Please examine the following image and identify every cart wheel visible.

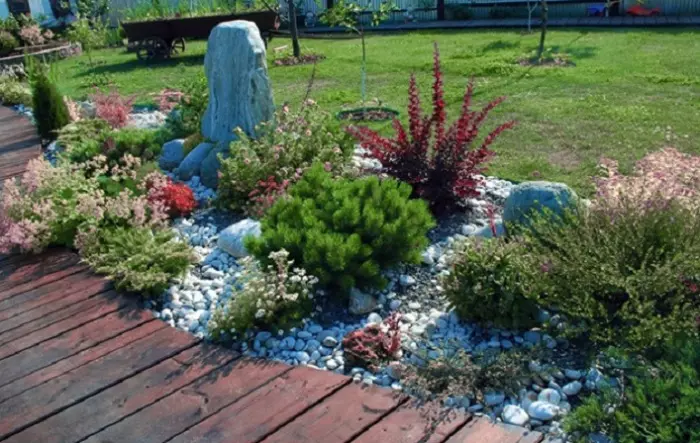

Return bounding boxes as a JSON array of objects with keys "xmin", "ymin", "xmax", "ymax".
[
  {"xmin": 136, "ymin": 38, "xmax": 170, "ymax": 61},
  {"xmin": 170, "ymin": 38, "xmax": 186, "ymax": 56}
]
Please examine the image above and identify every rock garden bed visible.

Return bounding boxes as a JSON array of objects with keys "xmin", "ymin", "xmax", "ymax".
[{"xmin": 3, "ymin": 18, "xmax": 699, "ymax": 443}]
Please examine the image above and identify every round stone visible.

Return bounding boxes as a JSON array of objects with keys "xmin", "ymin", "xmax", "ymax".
[
  {"xmin": 325, "ymin": 359, "xmax": 339, "ymax": 370},
  {"xmin": 502, "ymin": 405, "xmax": 529, "ymax": 426},
  {"xmin": 322, "ymin": 336, "xmax": 338, "ymax": 348},
  {"xmin": 562, "ymin": 381, "xmax": 582, "ymax": 396},
  {"xmin": 527, "ymin": 401, "xmax": 559, "ymax": 421},
  {"xmin": 565, "ymin": 369, "xmax": 582, "ymax": 380},
  {"xmin": 484, "ymin": 392, "xmax": 505, "ymax": 407},
  {"xmin": 367, "ymin": 313, "xmax": 383, "ymax": 325},
  {"xmin": 538, "ymin": 388, "xmax": 562, "ymax": 405}
]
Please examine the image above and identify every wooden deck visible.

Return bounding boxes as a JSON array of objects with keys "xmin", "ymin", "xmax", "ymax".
[{"xmin": 0, "ymin": 105, "xmax": 543, "ymax": 442}]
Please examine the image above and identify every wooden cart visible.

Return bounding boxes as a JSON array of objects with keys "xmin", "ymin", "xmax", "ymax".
[{"xmin": 121, "ymin": 11, "xmax": 279, "ymax": 61}]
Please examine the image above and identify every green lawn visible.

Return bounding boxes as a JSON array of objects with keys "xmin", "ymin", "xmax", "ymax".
[{"xmin": 54, "ymin": 28, "xmax": 700, "ymax": 194}]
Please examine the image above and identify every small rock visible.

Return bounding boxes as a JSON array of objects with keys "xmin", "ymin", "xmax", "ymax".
[
  {"xmin": 322, "ymin": 336, "xmax": 338, "ymax": 348},
  {"xmin": 565, "ymin": 369, "xmax": 582, "ymax": 380},
  {"xmin": 367, "ymin": 312, "xmax": 382, "ymax": 325},
  {"xmin": 325, "ymin": 359, "xmax": 339, "ymax": 370},
  {"xmin": 348, "ymin": 288, "xmax": 378, "ymax": 315},
  {"xmin": 399, "ymin": 275, "xmax": 417, "ymax": 287},
  {"xmin": 538, "ymin": 388, "xmax": 561, "ymax": 405},
  {"xmin": 389, "ymin": 300, "xmax": 401, "ymax": 310},
  {"xmin": 562, "ymin": 381, "xmax": 582, "ymax": 396},
  {"xmin": 500, "ymin": 340, "xmax": 513, "ymax": 350},
  {"xmin": 217, "ymin": 219, "xmax": 261, "ymax": 258},
  {"xmin": 523, "ymin": 330, "xmax": 542, "ymax": 344},
  {"xmin": 408, "ymin": 301, "xmax": 421, "ymax": 310},
  {"xmin": 484, "ymin": 392, "xmax": 505, "ymax": 407},
  {"xmin": 502, "ymin": 405, "xmax": 529, "ymax": 426},
  {"xmin": 527, "ymin": 401, "xmax": 559, "ymax": 421},
  {"xmin": 158, "ymin": 139, "xmax": 185, "ymax": 170}
]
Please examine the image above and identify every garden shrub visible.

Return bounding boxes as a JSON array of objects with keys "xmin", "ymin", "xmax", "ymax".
[
  {"xmin": 163, "ymin": 74, "xmax": 208, "ymax": 139},
  {"xmin": 403, "ymin": 348, "xmax": 531, "ymax": 405},
  {"xmin": 106, "ymin": 128, "xmax": 162, "ymax": 162},
  {"xmin": 564, "ymin": 339, "xmax": 700, "ymax": 443},
  {"xmin": 78, "ymin": 225, "xmax": 194, "ymax": 296},
  {"xmin": 0, "ymin": 30, "xmax": 18, "ymax": 56},
  {"xmin": 147, "ymin": 179, "xmax": 196, "ymax": 217},
  {"xmin": 246, "ymin": 164, "xmax": 435, "ymax": 295},
  {"xmin": 30, "ymin": 64, "xmax": 70, "ymax": 141},
  {"xmin": 57, "ymin": 119, "xmax": 111, "ymax": 153},
  {"xmin": 0, "ymin": 155, "xmax": 169, "ymax": 254},
  {"xmin": 218, "ymin": 102, "xmax": 354, "ymax": 216},
  {"xmin": 208, "ymin": 249, "xmax": 318, "ymax": 340},
  {"xmin": 0, "ymin": 78, "xmax": 31, "ymax": 106},
  {"xmin": 91, "ymin": 88, "xmax": 135, "ymax": 129},
  {"xmin": 182, "ymin": 132, "xmax": 204, "ymax": 157},
  {"xmin": 523, "ymin": 200, "xmax": 700, "ymax": 353},
  {"xmin": 18, "ymin": 25, "xmax": 45, "ymax": 46},
  {"xmin": 444, "ymin": 237, "xmax": 540, "ymax": 330},
  {"xmin": 348, "ymin": 43, "xmax": 516, "ymax": 214}
]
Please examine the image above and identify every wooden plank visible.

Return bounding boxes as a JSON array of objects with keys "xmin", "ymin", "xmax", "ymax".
[
  {"xmin": 0, "ymin": 270, "xmax": 110, "ymax": 320},
  {"xmin": 81, "ymin": 359, "xmax": 291, "ymax": 443},
  {"xmin": 0, "ymin": 249, "xmax": 81, "ymax": 298},
  {"xmin": 0, "ymin": 274, "xmax": 111, "ymax": 336},
  {"xmin": 0, "ymin": 290, "xmax": 132, "ymax": 360},
  {"xmin": 0, "ymin": 308, "xmax": 155, "ymax": 387},
  {"xmin": 0, "ymin": 294, "xmax": 109, "ymax": 347},
  {"xmin": 0, "ymin": 326, "xmax": 198, "ymax": 441},
  {"xmin": 4, "ymin": 344, "xmax": 239, "ymax": 443},
  {"xmin": 261, "ymin": 383, "xmax": 407, "ymax": 443},
  {"xmin": 353, "ymin": 403, "xmax": 472, "ymax": 443},
  {"xmin": 169, "ymin": 366, "xmax": 351, "ymax": 443},
  {"xmin": 0, "ymin": 263, "xmax": 90, "ymax": 301},
  {"xmin": 0, "ymin": 321, "xmax": 167, "ymax": 403},
  {"xmin": 445, "ymin": 418, "xmax": 543, "ymax": 443}
]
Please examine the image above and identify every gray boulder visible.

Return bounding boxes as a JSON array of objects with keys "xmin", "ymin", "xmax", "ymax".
[
  {"xmin": 201, "ymin": 20, "xmax": 274, "ymax": 143},
  {"xmin": 176, "ymin": 142, "xmax": 214, "ymax": 181},
  {"xmin": 159, "ymin": 139, "xmax": 185, "ymax": 171},
  {"xmin": 200, "ymin": 142, "xmax": 230, "ymax": 189},
  {"xmin": 348, "ymin": 288, "xmax": 378, "ymax": 315},
  {"xmin": 217, "ymin": 218, "xmax": 261, "ymax": 258},
  {"xmin": 503, "ymin": 181, "xmax": 578, "ymax": 226}
]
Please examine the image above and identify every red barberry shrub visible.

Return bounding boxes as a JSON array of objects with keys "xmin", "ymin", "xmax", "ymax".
[
  {"xmin": 342, "ymin": 313, "xmax": 402, "ymax": 370},
  {"xmin": 348, "ymin": 43, "xmax": 516, "ymax": 214},
  {"xmin": 148, "ymin": 179, "xmax": 197, "ymax": 217},
  {"xmin": 91, "ymin": 88, "xmax": 135, "ymax": 129}
]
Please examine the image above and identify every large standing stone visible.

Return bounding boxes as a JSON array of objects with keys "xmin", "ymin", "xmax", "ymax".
[
  {"xmin": 217, "ymin": 218, "xmax": 261, "ymax": 258},
  {"xmin": 201, "ymin": 20, "xmax": 274, "ymax": 143},
  {"xmin": 503, "ymin": 181, "xmax": 578, "ymax": 226},
  {"xmin": 176, "ymin": 142, "xmax": 214, "ymax": 181},
  {"xmin": 200, "ymin": 142, "xmax": 230, "ymax": 188}
]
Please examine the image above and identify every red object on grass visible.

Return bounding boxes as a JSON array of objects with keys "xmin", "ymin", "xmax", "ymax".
[{"xmin": 626, "ymin": 5, "xmax": 661, "ymax": 16}]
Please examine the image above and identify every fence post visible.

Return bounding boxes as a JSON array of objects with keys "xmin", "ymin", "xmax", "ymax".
[{"xmin": 437, "ymin": 0, "xmax": 445, "ymax": 20}]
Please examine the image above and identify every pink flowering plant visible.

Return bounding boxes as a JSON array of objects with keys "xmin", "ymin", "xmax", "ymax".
[
  {"xmin": 0, "ymin": 154, "xmax": 170, "ymax": 254},
  {"xmin": 217, "ymin": 101, "xmax": 354, "ymax": 216},
  {"xmin": 91, "ymin": 88, "xmax": 135, "ymax": 129},
  {"xmin": 18, "ymin": 25, "xmax": 45, "ymax": 46}
]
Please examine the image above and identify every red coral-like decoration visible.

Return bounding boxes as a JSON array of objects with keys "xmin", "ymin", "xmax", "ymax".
[
  {"xmin": 342, "ymin": 313, "xmax": 402, "ymax": 370},
  {"xmin": 347, "ymin": 43, "xmax": 516, "ymax": 214},
  {"xmin": 149, "ymin": 180, "xmax": 196, "ymax": 217}
]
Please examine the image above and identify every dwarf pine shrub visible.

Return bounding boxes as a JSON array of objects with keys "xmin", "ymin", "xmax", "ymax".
[{"xmin": 246, "ymin": 164, "xmax": 435, "ymax": 296}]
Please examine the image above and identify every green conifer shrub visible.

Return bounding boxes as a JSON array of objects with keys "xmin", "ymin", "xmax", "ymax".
[
  {"xmin": 30, "ymin": 63, "xmax": 70, "ymax": 141},
  {"xmin": 246, "ymin": 164, "xmax": 435, "ymax": 296},
  {"xmin": 445, "ymin": 237, "xmax": 540, "ymax": 330}
]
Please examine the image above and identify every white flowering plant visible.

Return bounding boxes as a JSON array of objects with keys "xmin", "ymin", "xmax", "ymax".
[{"xmin": 208, "ymin": 249, "xmax": 319, "ymax": 341}]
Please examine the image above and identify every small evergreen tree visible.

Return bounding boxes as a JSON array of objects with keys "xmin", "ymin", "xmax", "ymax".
[
  {"xmin": 30, "ymin": 62, "xmax": 70, "ymax": 141},
  {"xmin": 246, "ymin": 164, "xmax": 435, "ymax": 296}
]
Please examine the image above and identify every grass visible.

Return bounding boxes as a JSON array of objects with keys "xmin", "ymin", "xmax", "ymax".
[{"xmin": 53, "ymin": 28, "xmax": 700, "ymax": 194}]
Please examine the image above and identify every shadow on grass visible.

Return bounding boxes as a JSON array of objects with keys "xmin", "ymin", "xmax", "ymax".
[{"xmin": 76, "ymin": 52, "xmax": 206, "ymax": 78}]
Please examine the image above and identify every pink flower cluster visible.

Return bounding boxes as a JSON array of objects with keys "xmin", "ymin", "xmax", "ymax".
[
  {"xmin": 595, "ymin": 147, "xmax": 700, "ymax": 211},
  {"xmin": 0, "ymin": 156, "xmax": 170, "ymax": 255},
  {"xmin": 153, "ymin": 88, "xmax": 185, "ymax": 113},
  {"xmin": 91, "ymin": 88, "xmax": 135, "ymax": 129},
  {"xmin": 18, "ymin": 25, "xmax": 44, "ymax": 46}
]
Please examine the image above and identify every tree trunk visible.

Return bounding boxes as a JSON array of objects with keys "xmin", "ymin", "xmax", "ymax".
[
  {"xmin": 287, "ymin": 0, "xmax": 301, "ymax": 58},
  {"xmin": 536, "ymin": 0, "xmax": 548, "ymax": 60}
]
